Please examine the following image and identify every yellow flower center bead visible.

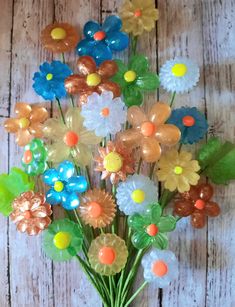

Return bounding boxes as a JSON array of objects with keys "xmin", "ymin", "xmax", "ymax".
[
  {"xmin": 104, "ymin": 152, "xmax": 123, "ymax": 173},
  {"xmin": 46, "ymin": 73, "xmax": 53, "ymax": 81},
  {"xmin": 174, "ymin": 166, "xmax": 183, "ymax": 175},
  {"xmin": 51, "ymin": 27, "xmax": 67, "ymax": 40},
  {"xmin": 19, "ymin": 118, "xmax": 30, "ymax": 129},
  {"xmin": 131, "ymin": 189, "xmax": 145, "ymax": 203},
  {"xmin": 124, "ymin": 70, "xmax": 137, "ymax": 82},
  {"xmin": 86, "ymin": 73, "xmax": 101, "ymax": 86},
  {"xmin": 54, "ymin": 181, "xmax": 64, "ymax": 192},
  {"xmin": 53, "ymin": 231, "xmax": 71, "ymax": 250},
  {"xmin": 171, "ymin": 63, "xmax": 188, "ymax": 77}
]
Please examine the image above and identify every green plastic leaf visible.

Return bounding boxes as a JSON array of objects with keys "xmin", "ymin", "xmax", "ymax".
[
  {"xmin": 158, "ymin": 215, "xmax": 177, "ymax": 233},
  {"xmin": 0, "ymin": 167, "xmax": 34, "ymax": 216},
  {"xmin": 123, "ymin": 85, "xmax": 143, "ymax": 107},
  {"xmin": 152, "ymin": 233, "xmax": 168, "ymax": 250},
  {"xmin": 136, "ymin": 72, "xmax": 160, "ymax": 91},
  {"xmin": 129, "ymin": 54, "xmax": 149, "ymax": 75}
]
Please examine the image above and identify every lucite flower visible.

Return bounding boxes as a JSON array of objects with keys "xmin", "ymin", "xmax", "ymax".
[
  {"xmin": 10, "ymin": 191, "xmax": 52, "ymax": 235},
  {"xmin": 119, "ymin": 0, "xmax": 159, "ymax": 36},
  {"xmin": 159, "ymin": 58, "xmax": 200, "ymax": 94},
  {"xmin": 142, "ymin": 249, "xmax": 178, "ymax": 288},
  {"xmin": 168, "ymin": 107, "xmax": 208, "ymax": 144},
  {"xmin": 21, "ymin": 138, "xmax": 47, "ymax": 176},
  {"xmin": 112, "ymin": 55, "xmax": 159, "ymax": 107},
  {"xmin": 128, "ymin": 204, "xmax": 176, "ymax": 249},
  {"xmin": 156, "ymin": 149, "xmax": 200, "ymax": 193},
  {"xmin": 94, "ymin": 141, "xmax": 134, "ymax": 184},
  {"xmin": 81, "ymin": 91, "xmax": 127, "ymax": 137},
  {"xmin": 4, "ymin": 102, "xmax": 48, "ymax": 146},
  {"xmin": 43, "ymin": 107, "xmax": 101, "ymax": 165},
  {"xmin": 78, "ymin": 188, "xmax": 116, "ymax": 228},
  {"xmin": 174, "ymin": 183, "xmax": 220, "ymax": 228},
  {"xmin": 65, "ymin": 56, "xmax": 121, "ymax": 105},
  {"xmin": 118, "ymin": 102, "xmax": 181, "ymax": 162},
  {"xmin": 116, "ymin": 174, "xmax": 158, "ymax": 215},
  {"xmin": 77, "ymin": 15, "xmax": 129, "ymax": 65},
  {"xmin": 88, "ymin": 233, "xmax": 128, "ymax": 276},
  {"xmin": 43, "ymin": 218, "xmax": 83, "ymax": 261},
  {"xmin": 41, "ymin": 22, "xmax": 79, "ymax": 53},
  {"xmin": 33, "ymin": 61, "xmax": 72, "ymax": 100},
  {"xmin": 42, "ymin": 160, "xmax": 88, "ymax": 210}
]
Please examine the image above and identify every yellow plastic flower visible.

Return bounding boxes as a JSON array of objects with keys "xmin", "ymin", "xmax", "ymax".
[
  {"xmin": 119, "ymin": 0, "xmax": 159, "ymax": 36},
  {"xmin": 156, "ymin": 149, "xmax": 200, "ymax": 193},
  {"xmin": 43, "ymin": 108, "xmax": 101, "ymax": 166}
]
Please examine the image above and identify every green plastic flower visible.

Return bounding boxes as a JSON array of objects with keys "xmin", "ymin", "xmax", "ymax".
[
  {"xmin": 0, "ymin": 168, "xmax": 34, "ymax": 216},
  {"xmin": 128, "ymin": 203, "xmax": 176, "ymax": 250},
  {"xmin": 43, "ymin": 218, "xmax": 83, "ymax": 261},
  {"xmin": 22, "ymin": 138, "xmax": 47, "ymax": 176},
  {"xmin": 112, "ymin": 54, "xmax": 159, "ymax": 107}
]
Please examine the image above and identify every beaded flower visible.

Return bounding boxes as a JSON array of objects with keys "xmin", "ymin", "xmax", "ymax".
[
  {"xmin": 64, "ymin": 56, "xmax": 120, "ymax": 105},
  {"xmin": 41, "ymin": 22, "xmax": 79, "ymax": 53},
  {"xmin": 10, "ymin": 191, "xmax": 52, "ymax": 235},
  {"xmin": 116, "ymin": 174, "xmax": 157, "ymax": 215},
  {"xmin": 43, "ymin": 218, "xmax": 83, "ymax": 261},
  {"xmin": 94, "ymin": 141, "xmax": 134, "ymax": 184},
  {"xmin": 128, "ymin": 204, "xmax": 176, "ymax": 250},
  {"xmin": 156, "ymin": 149, "xmax": 200, "ymax": 193},
  {"xmin": 21, "ymin": 138, "xmax": 47, "ymax": 176},
  {"xmin": 168, "ymin": 107, "xmax": 208, "ymax": 144},
  {"xmin": 142, "ymin": 249, "xmax": 178, "ymax": 288},
  {"xmin": 112, "ymin": 55, "xmax": 159, "ymax": 107},
  {"xmin": 78, "ymin": 188, "xmax": 116, "ymax": 228},
  {"xmin": 119, "ymin": 0, "xmax": 159, "ymax": 36},
  {"xmin": 174, "ymin": 183, "xmax": 220, "ymax": 228},
  {"xmin": 88, "ymin": 233, "xmax": 128, "ymax": 276},
  {"xmin": 33, "ymin": 61, "xmax": 72, "ymax": 100},
  {"xmin": 4, "ymin": 102, "xmax": 48, "ymax": 146},
  {"xmin": 43, "ymin": 107, "xmax": 101, "ymax": 165},
  {"xmin": 81, "ymin": 91, "xmax": 127, "ymax": 137},
  {"xmin": 159, "ymin": 57, "xmax": 200, "ymax": 94},
  {"xmin": 118, "ymin": 102, "xmax": 181, "ymax": 162},
  {"xmin": 77, "ymin": 15, "xmax": 129, "ymax": 65},
  {"xmin": 43, "ymin": 160, "xmax": 88, "ymax": 210}
]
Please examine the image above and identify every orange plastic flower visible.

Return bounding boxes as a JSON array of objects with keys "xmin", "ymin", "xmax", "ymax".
[
  {"xmin": 65, "ymin": 56, "xmax": 121, "ymax": 105},
  {"xmin": 10, "ymin": 191, "xmax": 52, "ymax": 235},
  {"xmin": 4, "ymin": 102, "xmax": 48, "ymax": 146},
  {"xmin": 41, "ymin": 23, "xmax": 79, "ymax": 53},
  {"xmin": 94, "ymin": 141, "xmax": 134, "ymax": 184},
  {"xmin": 78, "ymin": 189, "xmax": 116, "ymax": 228},
  {"xmin": 119, "ymin": 0, "xmax": 159, "ymax": 36},
  {"xmin": 118, "ymin": 102, "xmax": 181, "ymax": 162}
]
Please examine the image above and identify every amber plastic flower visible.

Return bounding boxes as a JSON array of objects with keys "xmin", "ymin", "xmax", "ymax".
[
  {"xmin": 41, "ymin": 22, "xmax": 79, "ymax": 53},
  {"xmin": 118, "ymin": 102, "xmax": 181, "ymax": 163},
  {"xmin": 94, "ymin": 141, "xmax": 134, "ymax": 184},
  {"xmin": 78, "ymin": 189, "xmax": 116, "ymax": 228},
  {"xmin": 65, "ymin": 56, "xmax": 121, "ymax": 105},
  {"xmin": 119, "ymin": 0, "xmax": 159, "ymax": 36},
  {"xmin": 10, "ymin": 191, "xmax": 52, "ymax": 235},
  {"xmin": 4, "ymin": 102, "xmax": 48, "ymax": 146},
  {"xmin": 174, "ymin": 183, "xmax": 220, "ymax": 228},
  {"xmin": 88, "ymin": 233, "xmax": 128, "ymax": 276},
  {"xmin": 43, "ymin": 107, "xmax": 101, "ymax": 165},
  {"xmin": 156, "ymin": 149, "xmax": 200, "ymax": 193}
]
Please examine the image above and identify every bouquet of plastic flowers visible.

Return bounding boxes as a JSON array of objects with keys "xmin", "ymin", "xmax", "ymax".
[{"xmin": 2, "ymin": 1, "xmax": 235, "ymax": 306}]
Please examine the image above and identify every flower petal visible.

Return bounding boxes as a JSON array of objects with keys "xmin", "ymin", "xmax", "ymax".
[
  {"xmin": 191, "ymin": 210, "xmax": 206, "ymax": 228},
  {"xmin": 83, "ymin": 21, "xmax": 101, "ymax": 39},
  {"xmin": 98, "ymin": 60, "xmax": 118, "ymax": 78},
  {"xmin": 127, "ymin": 105, "xmax": 147, "ymax": 127},
  {"xmin": 61, "ymin": 191, "xmax": 80, "ymax": 210},
  {"xmin": 77, "ymin": 38, "xmax": 96, "ymax": 56},
  {"xmin": 128, "ymin": 213, "xmax": 146, "ymax": 231},
  {"xmin": 123, "ymin": 85, "xmax": 143, "ymax": 107},
  {"xmin": 136, "ymin": 72, "xmax": 159, "ymax": 91},
  {"xmin": 129, "ymin": 55, "xmax": 149, "ymax": 75},
  {"xmin": 71, "ymin": 143, "xmax": 92, "ymax": 166},
  {"xmin": 105, "ymin": 31, "xmax": 129, "ymax": 51},
  {"xmin": 102, "ymin": 15, "xmax": 122, "ymax": 32},
  {"xmin": 155, "ymin": 124, "xmax": 181, "ymax": 146},
  {"xmin": 174, "ymin": 200, "xmax": 194, "ymax": 217},
  {"xmin": 146, "ymin": 204, "xmax": 162, "ymax": 223},
  {"xmin": 97, "ymin": 81, "xmax": 121, "ymax": 97},
  {"xmin": 79, "ymin": 129, "xmax": 101, "ymax": 145},
  {"xmin": 118, "ymin": 128, "xmax": 142, "ymax": 147},
  {"xmin": 65, "ymin": 107, "xmax": 84, "ymax": 132},
  {"xmin": 43, "ymin": 168, "xmax": 59, "ymax": 186},
  {"xmin": 29, "ymin": 122, "xmax": 43, "ymax": 138},
  {"xmin": 77, "ymin": 55, "xmax": 97, "ymax": 75},
  {"xmin": 149, "ymin": 102, "xmax": 171, "ymax": 126},
  {"xmin": 131, "ymin": 231, "xmax": 151, "ymax": 249},
  {"xmin": 198, "ymin": 183, "xmax": 214, "ymax": 201},
  {"xmin": 141, "ymin": 137, "xmax": 161, "ymax": 163},
  {"xmin": 46, "ymin": 188, "xmax": 62, "ymax": 205},
  {"xmin": 64, "ymin": 75, "xmax": 89, "ymax": 95},
  {"xmin": 205, "ymin": 201, "xmax": 220, "ymax": 217},
  {"xmin": 46, "ymin": 142, "xmax": 70, "ymax": 163},
  {"xmin": 58, "ymin": 160, "xmax": 75, "ymax": 181},
  {"xmin": 15, "ymin": 102, "xmax": 32, "ymax": 118},
  {"xmin": 91, "ymin": 41, "xmax": 112, "ymax": 65},
  {"xmin": 43, "ymin": 118, "xmax": 67, "ymax": 139},
  {"xmin": 158, "ymin": 216, "xmax": 176, "ymax": 232},
  {"xmin": 15, "ymin": 129, "xmax": 32, "ymax": 146},
  {"xmin": 30, "ymin": 106, "xmax": 48, "ymax": 123},
  {"xmin": 66, "ymin": 176, "xmax": 88, "ymax": 193},
  {"xmin": 152, "ymin": 233, "xmax": 168, "ymax": 249},
  {"xmin": 4, "ymin": 118, "xmax": 20, "ymax": 133}
]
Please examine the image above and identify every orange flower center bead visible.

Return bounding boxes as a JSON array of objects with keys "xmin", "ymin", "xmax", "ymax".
[
  {"xmin": 88, "ymin": 201, "xmax": 103, "ymax": 218},
  {"xmin": 141, "ymin": 121, "xmax": 156, "ymax": 137},
  {"xmin": 99, "ymin": 246, "xmax": 116, "ymax": 265},
  {"xmin": 19, "ymin": 117, "xmax": 30, "ymax": 129},
  {"xmin": 134, "ymin": 9, "xmax": 142, "ymax": 17},
  {"xmin": 24, "ymin": 210, "xmax": 32, "ymax": 219},
  {"xmin": 64, "ymin": 131, "xmax": 79, "ymax": 147},
  {"xmin": 146, "ymin": 224, "xmax": 159, "ymax": 236},
  {"xmin": 194, "ymin": 199, "xmax": 206, "ymax": 210},
  {"xmin": 101, "ymin": 107, "xmax": 110, "ymax": 117},
  {"xmin": 182, "ymin": 115, "xmax": 195, "ymax": 127},
  {"xmin": 152, "ymin": 260, "xmax": 168, "ymax": 277},
  {"xmin": 94, "ymin": 31, "xmax": 106, "ymax": 41},
  {"xmin": 23, "ymin": 150, "xmax": 33, "ymax": 164}
]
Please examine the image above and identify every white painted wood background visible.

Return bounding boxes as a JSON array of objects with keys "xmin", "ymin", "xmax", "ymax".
[{"xmin": 0, "ymin": 0, "xmax": 235, "ymax": 306}]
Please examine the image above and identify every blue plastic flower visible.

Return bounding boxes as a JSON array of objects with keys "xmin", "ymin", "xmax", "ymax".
[
  {"xmin": 77, "ymin": 15, "xmax": 129, "ymax": 65},
  {"xmin": 168, "ymin": 107, "xmax": 208, "ymax": 144},
  {"xmin": 42, "ymin": 160, "xmax": 88, "ymax": 210},
  {"xmin": 33, "ymin": 60, "xmax": 72, "ymax": 100}
]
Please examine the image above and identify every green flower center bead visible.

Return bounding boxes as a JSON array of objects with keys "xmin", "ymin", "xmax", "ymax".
[
  {"xmin": 174, "ymin": 166, "xmax": 183, "ymax": 175},
  {"xmin": 171, "ymin": 63, "xmax": 187, "ymax": 77},
  {"xmin": 131, "ymin": 189, "xmax": 145, "ymax": 203},
  {"xmin": 53, "ymin": 231, "xmax": 71, "ymax": 250},
  {"xmin": 54, "ymin": 181, "xmax": 64, "ymax": 192},
  {"xmin": 124, "ymin": 70, "xmax": 137, "ymax": 83},
  {"xmin": 46, "ymin": 73, "xmax": 53, "ymax": 81}
]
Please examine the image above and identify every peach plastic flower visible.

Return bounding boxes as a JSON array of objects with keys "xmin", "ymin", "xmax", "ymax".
[
  {"xmin": 43, "ymin": 107, "xmax": 101, "ymax": 166},
  {"xmin": 156, "ymin": 149, "xmax": 201, "ymax": 193},
  {"xmin": 4, "ymin": 102, "xmax": 48, "ymax": 146},
  {"xmin": 119, "ymin": 0, "xmax": 159, "ymax": 36},
  {"xmin": 118, "ymin": 102, "xmax": 181, "ymax": 163},
  {"xmin": 78, "ymin": 189, "xmax": 116, "ymax": 228}
]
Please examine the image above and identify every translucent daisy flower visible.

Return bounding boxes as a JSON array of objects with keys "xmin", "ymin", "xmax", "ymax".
[
  {"xmin": 88, "ymin": 233, "xmax": 128, "ymax": 276},
  {"xmin": 78, "ymin": 188, "xmax": 116, "ymax": 228},
  {"xmin": 159, "ymin": 58, "xmax": 200, "ymax": 94},
  {"xmin": 116, "ymin": 174, "xmax": 158, "ymax": 215},
  {"xmin": 142, "ymin": 249, "xmax": 178, "ymax": 288},
  {"xmin": 81, "ymin": 91, "xmax": 127, "ymax": 137}
]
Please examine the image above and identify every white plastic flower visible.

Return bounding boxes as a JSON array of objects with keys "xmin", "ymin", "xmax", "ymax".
[
  {"xmin": 81, "ymin": 91, "xmax": 127, "ymax": 137},
  {"xmin": 142, "ymin": 249, "xmax": 178, "ymax": 288},
  {"xmin": 116, "ymin": 174, "xmax": 158, "ymax": 215},
  {"xmin": 159, "ymin": 57, "xmax": 200, "ymax": 94}
]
